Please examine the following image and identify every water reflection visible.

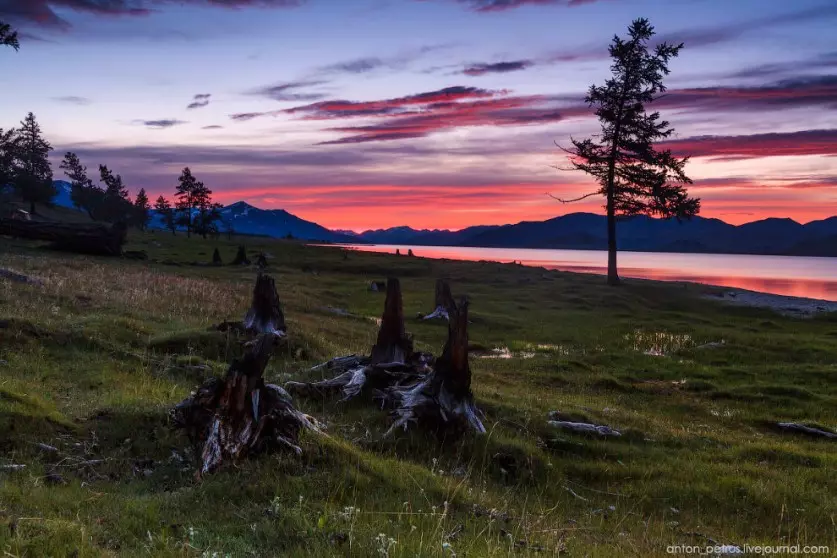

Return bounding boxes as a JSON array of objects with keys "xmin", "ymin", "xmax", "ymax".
[{"xmin": 336, "ymin": 244, "xmax": 837, "ymax": 302}]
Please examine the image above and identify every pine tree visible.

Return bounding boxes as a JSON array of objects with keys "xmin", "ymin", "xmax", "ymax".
[
  {"xmin": 557, "ymin": 18, "xmax": 699, "ymax": 285},
  {"xmin": 14, "ymin": 113, "xmax": 55, "ymax": 214},
  {"xmin": 98, "ymin": 165, "xmax": 132, "ymax": 224},
  {"xmin": 192, "ymin": 182, "xmax": 221, "ymax": 239},
  {"xmin": 154, "ymin": 195, "xmax": 177, "ymax": 235},
  {"xmin": 1, "ymin": 21, "xmax": 19, "ymax": 51},
  {"xmin": 174, "ymin": 167, "xmax": 199, "ymax": 238},
  {"xmin": 60, "ymin": 152, "xmax": 103, "ymax": 219},
  {"xmin": 0, "ymin": 127, "xmax": 17, "ymax": 191},
  {"xmin": 133, "ymin": 188, "xmax": 150, "ymax": 230}
]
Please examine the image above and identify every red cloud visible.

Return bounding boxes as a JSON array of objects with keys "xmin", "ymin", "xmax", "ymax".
[{"xmin": 662, "ymin": 129, "xmax": 837, "ymax": 160}]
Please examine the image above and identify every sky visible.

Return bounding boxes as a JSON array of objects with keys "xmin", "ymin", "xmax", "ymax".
[{"xmin": 0, "ymin": 0, "xmax": 835, "ymax": 231}]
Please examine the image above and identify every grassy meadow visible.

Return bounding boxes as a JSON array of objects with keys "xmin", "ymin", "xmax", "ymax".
[{"xmin": 1, "ymin": 231, "xmax": 836, "ymax": 557}]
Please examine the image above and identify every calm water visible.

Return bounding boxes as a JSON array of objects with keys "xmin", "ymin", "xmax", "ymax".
[{"xmin": 337, "ymin": 244, "xmax": 837, "ymax": 302}]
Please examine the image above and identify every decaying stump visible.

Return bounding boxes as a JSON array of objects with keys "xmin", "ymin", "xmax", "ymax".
[
  {"xmin": 369, "ymin": 280, "xmax": 386, "ymax": 292},
  {"xmin": 171, "ymin": 333, "xmax": 319, "ymax": 476},
  {"xmin": 244, "ymin": 274, "xmax": 286, "ymax": 335},
  {"xmin": 231, "ymin": 245, "xmax": 250, "ymax": 266},
  {"xmin": 381, "ymin": 296, "xmax": 486, "ymax": 436},
  {"xmin": 419, "ymin": 279, "xmax": 455, "ymax": 321},
  {"xmin": 256, "ymin": 252, "xmax": 268, "ymax": 271},
  {"xmin": 212, "ymin": 248, "xmax": 222, "ymax": 266},
  {"xmin": 212, "ymin": 273, "xmax": 286, "ymax": 336},
  {"xmin": 0, "ymin": 219, "xmax": 127, "ymax": 256},
  {"xmin": 286, "ymin": 278, "xmax": 432, "ymax": 400}
]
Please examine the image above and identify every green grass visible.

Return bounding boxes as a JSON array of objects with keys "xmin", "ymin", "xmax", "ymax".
[{"xmin": 1, "ymin": 231, "xmax": 836, "ymax": 557}]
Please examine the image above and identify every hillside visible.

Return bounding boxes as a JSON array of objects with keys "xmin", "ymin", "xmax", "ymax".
[{"xmin": 1, "ymin": 232, "xmax": 836, "ymax": 556}]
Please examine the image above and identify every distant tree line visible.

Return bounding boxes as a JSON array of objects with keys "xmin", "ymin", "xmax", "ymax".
[{"xmin": 1, "ymin": 111, "xmax": 225, "ymax": 237}]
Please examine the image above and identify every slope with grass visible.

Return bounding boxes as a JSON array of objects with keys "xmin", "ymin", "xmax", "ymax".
[{"xmin": 1, "ymin": 232, "xmax": 836, "ymax": 557}]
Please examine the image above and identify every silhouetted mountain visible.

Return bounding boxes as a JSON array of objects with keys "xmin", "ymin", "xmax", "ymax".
[
  {"xmin": 356, "ymin": 213, "xmax": 837, "ymax": 257},
  {"xmin": 47, "ymin": 182, "xmax": 837, "ymax": 256}
]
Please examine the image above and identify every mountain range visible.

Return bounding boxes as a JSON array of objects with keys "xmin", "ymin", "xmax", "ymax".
[{"xmin": 48, "ymin": 180, "xmax": 837, "ymax": 257}]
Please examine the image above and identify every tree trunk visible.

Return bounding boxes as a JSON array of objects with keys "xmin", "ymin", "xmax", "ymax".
[
  {"xmin": 606, "ymin": 190, "xmax": 619, "ymax": 286},
  {"xmin": 420, "ymin": 279, "xmax": 454, "ymax": 320},
  {"xmin": 243, "ymin": 273, "xmax": 287, "ymax": 335},
  {"xmin": 0, "ymin": 218, "xmax": 127, "ymax": 256},
  {"xmin": 29, "ymin": 200, "xmax": 35, "ymax": 215}
]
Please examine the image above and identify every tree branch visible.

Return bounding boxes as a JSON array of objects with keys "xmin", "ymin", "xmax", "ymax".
[{"xmin": 546, "ymin": 191, "xmax": 599, "ymax": 204}]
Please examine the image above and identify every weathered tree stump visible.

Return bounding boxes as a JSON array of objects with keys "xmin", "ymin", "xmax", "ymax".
[
  {"xmin": 286, "ymin": 278, "xmax": 431, "ymax": 401},
  {"xmin": 171, "ymin": 333, "xmax": 319, "ymax": 476},
  {"xmin": 212, "ymin": 248, "xmax": 223, "ymax": 266},
  {"xmin": 419, "ymin": 279, "xmax": 455, "ymax": 321},
  {"xmin": 210, "ymin": 273, "xmax": 286, "ymax": 336},
  {"xmin": 369, "ymin": 280, "xmax": 386, "ymax": 292},
  {"xmin": 0, "ymin": 218, "xmax": 127, "ymax": 256},
  {"xmin": 256, "ymin": 252, "xmax": 268, "ymax": 271},
  {"xmin": 230, "ymin": 245, "xmax": 250, "ymax": 266},
  {"xmin": 382, "ymin": 296, "xmax": 486, "ymax": 436}
]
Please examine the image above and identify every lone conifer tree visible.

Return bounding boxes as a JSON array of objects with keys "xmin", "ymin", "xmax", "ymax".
[
  {"xmin": 174, "ymin": 167, "xmax": 199, "ymax": 237},
  {"xmin": 154, "ymin": 195, "xmax": 177, "ymax": 235},
  {"xmin": 1, "ymin": 21, "xmax": 19, "ymax": 51},
  {"xmin": 556, "ymin": 19, "xmax": 699, "ymax": 285},
  {"xmin": 14, "ymin": 113, "xmax": 55, "ymax": 214},
  {"xmin": 0, "ymin": 127, "xmax": 17, "ymax": 190},
  {"xmin": 134, "ymin": 188, "xmax": 150, "ymax": 230},
  {"xmin": 61, "ymin": 152, "xmax": 103, "ymax": 219}
]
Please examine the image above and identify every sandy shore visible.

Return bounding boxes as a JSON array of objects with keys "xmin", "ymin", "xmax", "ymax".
[{"xmin": 703, "ymin": 289, "xmax": 837, "ymax": 318}]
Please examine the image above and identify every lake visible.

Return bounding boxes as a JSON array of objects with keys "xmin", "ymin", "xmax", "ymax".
[{"xmin": 335, "ymin": 244, "xmax": 837, "ymax": 302}]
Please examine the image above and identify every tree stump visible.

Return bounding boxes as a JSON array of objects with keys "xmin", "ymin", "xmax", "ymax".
[
  {"xmin": 419, "ymin": 279, "xmax": 455, "ymax": 321},
  {"xmin": 210, "ymin": 273, "xmax": 286, "ymax": 336},
  {"xmin": 231, "ymin": 245, "xmax": 250, "ymax": 266},
  {"xmin": 256, "ymin": 252, "xmax": 268, "ymax": 271},
  {"xmin": 244, "ymin": 273, "xmax": 287, "ymax": 335},
  {"xmin": 286, "ymin": 278, "xmax": 431, "ymax": 401},
  {"xmin": 212, "ymin": 248, "xmax": 223, "ymax": 266},
  {"xmin": 171, "ymin": 333, "xmax": 319, "ymax": 476},
  {"xmin": 382, "ymin": 296, "xmax": 486, "ymax": 436}
]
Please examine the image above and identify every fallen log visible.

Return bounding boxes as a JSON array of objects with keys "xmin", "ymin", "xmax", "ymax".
[
  {"xmin": 171, "ymin": 333, "xmax": 319, "ymax": 476},
  {"xmin": 776, "ymin": 422, "xmax": 837, "ymax": 440},
  {"xmin": 286, "ymin": 278, "xmax": 432, "ymax": 400},
  {"xmin": 0, "ymin": 218, "xmax": 126, "ymax": 256},
  {"xmin": 418, "ymin": 279, "xmax": 455, "ymax": 321},
  {"xmin": 381, "ymin": 296, "xmax": 486, "ymax": 436}
]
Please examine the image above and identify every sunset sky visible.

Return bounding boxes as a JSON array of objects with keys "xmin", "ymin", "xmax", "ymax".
[{"xmin": 1, "ymin": 0, "xmax": 835, "ymax": 231}]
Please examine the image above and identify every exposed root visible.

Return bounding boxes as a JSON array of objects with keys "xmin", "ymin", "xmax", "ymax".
[{"xmin": 171, "ymin": 333, "xmax": 319, "ymax": 476}]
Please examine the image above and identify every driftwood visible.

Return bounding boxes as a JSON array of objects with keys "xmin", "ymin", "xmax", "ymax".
[
  {"xmin": 231, "ymin": 245, "xmax": 250, "ymax": 266},
  {"xmin": 419, "ymin": 279, "xmax": 455, "ymax": 321},
  {"xmin": 0, "ymin": 218, "xmax": 127, "ymax": 256},
  {"xmin": 777, "ymin": 422, "xmax": 837, "ymax": 440},
  {"xmin": 380, "ymin": 296, "xmax": 486, "ymax": 435},
  {"xmin": 211, "ymin": 273, "xmax": 287, "ymax": 336},
  {"xmin": 212, "ymin": 248, "xmax": 222, "ymax": 266},
  {"xmin": 286, "ymin": 278, "xmax": 432, "ymax": 401},
  {"xmin": 171, "ymin": 333, "xmax": 319, "ymax": 476}
]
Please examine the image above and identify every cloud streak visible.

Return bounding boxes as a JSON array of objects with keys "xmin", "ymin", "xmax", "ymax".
[
  {"xmin": 0, "ymin": 0, "xmax": 304, "ymax": 29},
  {"xmin": 186, "ymin": 93, "xmax": 211, "ymax": 110},
  {"xmin": 662, "ymin": 130, "xmax": 837, "ymax": 160},
  {"xmin": 436, "ymin": 0, "xmax": 603, "ymax": 13},
  {"xmin": 246, "ymin": 80, "xmax": 328, "ymax": 102},
  {"xmin": 138, "ymin": 119, "xmax": 188, "ymax": 129},
  {"xmin": 463, "ymin": 60, "xmax": 533, "ymax": 76}
]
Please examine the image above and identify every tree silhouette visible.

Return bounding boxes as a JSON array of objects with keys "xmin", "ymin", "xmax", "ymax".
[
  {"xmin": 60, "ymin": 152, "xmax": 103, "ymax": 219},
  {"xmin": 555, "ymin": 18, "xmax": 699, "ymax": 285},
  {"xmin": 14, "ymin": 113, "xmax": 55, "ymax": 214},
  {"xmin": 154, "ymin": 195, "xmax": 177, "ymax": 235},
  {"xmin": 1, "ymin": 21, "xmax": 19, "ymax": 51},
  {"xmin": 0, "ymin": 127, "xmax": 16, "ymax": 191},
  {"xmin": 98, "ymin": 165, "xmax": 133, "ymax": 224},
  {"xmin": 174, "ymin": 167, "xmax": 199, "ymax": 237},
  {"xmin": 134, "ymin": 188, "xmax": 150, "ymax": 230}
]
